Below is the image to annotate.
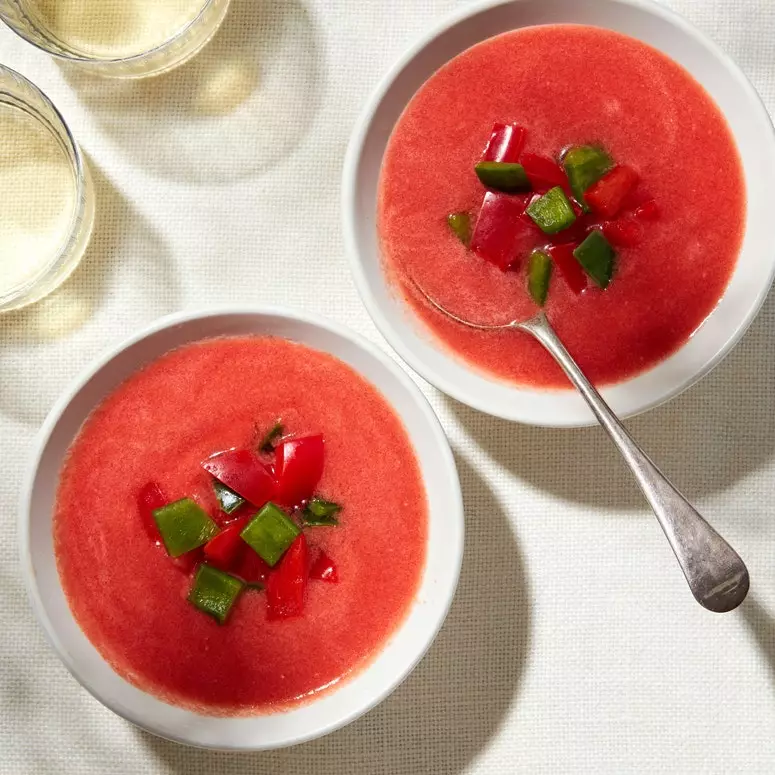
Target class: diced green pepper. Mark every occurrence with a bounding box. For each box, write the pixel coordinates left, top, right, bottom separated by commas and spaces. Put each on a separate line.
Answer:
212, 479, 245, 514
240, 502, 300, 566
188, 564, 244, 624
302, 498, 341, 527
153, 498, 219, 558
573, 230, 615, 289
474, 162, 531, 193
258, 420, 284, 454
528, 250, 553, 306
447, 212, 472, 246
562, 145, 613, 208
526, 187, 577, 234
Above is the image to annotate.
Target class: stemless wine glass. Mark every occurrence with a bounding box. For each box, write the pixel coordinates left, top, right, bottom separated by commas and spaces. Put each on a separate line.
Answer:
0, 65, 94, 313
0, 0, 232, 78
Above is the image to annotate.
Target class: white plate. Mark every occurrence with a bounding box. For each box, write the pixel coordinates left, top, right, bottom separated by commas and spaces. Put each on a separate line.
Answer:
20, 307, 464, 750
342, 0, 775, 427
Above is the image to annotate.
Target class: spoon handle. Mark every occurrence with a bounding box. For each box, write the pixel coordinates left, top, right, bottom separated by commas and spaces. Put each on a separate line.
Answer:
521, 312, 749, 613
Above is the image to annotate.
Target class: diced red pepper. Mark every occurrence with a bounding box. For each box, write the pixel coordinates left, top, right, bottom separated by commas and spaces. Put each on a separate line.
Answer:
521, 153, 572, 196
471, 192, 536, 271
585, 166, 639, 219
266, 534, 309, 619
232, 546, 271, 587
548, 243, 587, 294
203, 516, 250, 570
137, 481, 166, 546
201, 449, 275, 508
274, 435, 325, 507
602, 218, 644, 248
482, 123, 526, 163
170, 546, 203, 574
310, 551, 339, 583
634, 199, 660, 221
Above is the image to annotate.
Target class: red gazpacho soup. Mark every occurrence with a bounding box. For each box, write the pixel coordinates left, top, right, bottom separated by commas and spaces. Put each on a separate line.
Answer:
54, 336, 427, 714
378, 25, 746, 388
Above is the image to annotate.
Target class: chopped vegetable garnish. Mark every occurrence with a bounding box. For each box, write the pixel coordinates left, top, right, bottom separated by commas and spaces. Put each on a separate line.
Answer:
241, 502, 301, 567
201, 449, 275, 507
585, 165, 639, 218
634, 199, 659, 221
170, 547, 203, 574
310, 551, 339, 583
521, 153, 571, 195
562, 145, 613, 208
232, 546, 270, 588
447, 212, 472, 246
275, 435, 325, 507
526, 187, 577, 235
474, 161, 531, 193
573, 230, 616, 289
302, 498, 341, 527
266, 534, 309, 620
212, 479, 245, 514
258, 421, 284, 454
188, 564, 244, 624
548, 243, 587, 294
204, 516, 251, 569
602, 218, 644, 248
482, 122, 526, 163
470, 191, 534, 270
527, 250, 553, 306
152, 498, 219, 558
137, 481, 166, 546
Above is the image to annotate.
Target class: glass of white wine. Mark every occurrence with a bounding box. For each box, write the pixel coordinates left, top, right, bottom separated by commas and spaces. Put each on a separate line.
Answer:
0, 65, 94, 312
0, 0, 231, 78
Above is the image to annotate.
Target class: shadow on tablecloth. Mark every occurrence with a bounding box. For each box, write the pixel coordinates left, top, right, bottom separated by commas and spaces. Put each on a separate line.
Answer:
61, 0, 324, 185
139, 454, 531, 774
447, 291, 775, 513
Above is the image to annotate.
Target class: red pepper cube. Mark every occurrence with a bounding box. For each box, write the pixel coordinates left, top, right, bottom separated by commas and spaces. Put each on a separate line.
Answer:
547, 243, 587, 295
232, 546, 271, 588
137, 481, 166, 546
203, 516, 251, 570
482, 123, 526, 163
201, 449, 275, 508
266, 534, 309, 620
171, 546, 204, 575
471, 192, 535, 271
585, 166, 639, 219
310, 550, 339, 583
602, 218, 644, 248
274, 435, 325, 508
634, 199, 660, 221
521, 153, 572, 196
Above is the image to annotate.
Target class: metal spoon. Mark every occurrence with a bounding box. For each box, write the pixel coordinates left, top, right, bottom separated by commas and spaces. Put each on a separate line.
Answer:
415, 283, 749, 613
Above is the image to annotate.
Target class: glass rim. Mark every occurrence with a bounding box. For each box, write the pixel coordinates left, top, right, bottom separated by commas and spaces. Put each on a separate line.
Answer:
0, 0, 218, 66
0, 63, 92, 311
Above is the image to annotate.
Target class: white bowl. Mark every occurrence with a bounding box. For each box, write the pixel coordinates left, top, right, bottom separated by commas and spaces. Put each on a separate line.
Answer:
20, 308, 464, 750
342, 0, 775, 427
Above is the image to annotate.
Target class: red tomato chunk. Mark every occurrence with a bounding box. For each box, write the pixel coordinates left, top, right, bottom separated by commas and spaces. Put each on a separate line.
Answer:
267, 534, 309, 619
275, 435, 325, 507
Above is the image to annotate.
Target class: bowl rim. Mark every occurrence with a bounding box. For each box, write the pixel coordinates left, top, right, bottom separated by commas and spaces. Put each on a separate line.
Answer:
19, 305, 464, 750
341, 0, 775, 428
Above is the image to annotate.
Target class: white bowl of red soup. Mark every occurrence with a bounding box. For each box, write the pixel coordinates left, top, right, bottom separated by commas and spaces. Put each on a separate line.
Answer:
21, 309, 463, 749
343, 0, 775, 426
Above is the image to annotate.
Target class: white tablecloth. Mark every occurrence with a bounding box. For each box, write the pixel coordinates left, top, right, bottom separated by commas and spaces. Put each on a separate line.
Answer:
2, 1, 775, 772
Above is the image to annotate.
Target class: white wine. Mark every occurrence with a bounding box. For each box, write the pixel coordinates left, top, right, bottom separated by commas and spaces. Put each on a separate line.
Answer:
0, 103, 77, 299
29, 0, 208, 59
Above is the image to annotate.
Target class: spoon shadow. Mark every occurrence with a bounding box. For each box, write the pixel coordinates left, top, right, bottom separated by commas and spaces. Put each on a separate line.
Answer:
140, 454, 531, 774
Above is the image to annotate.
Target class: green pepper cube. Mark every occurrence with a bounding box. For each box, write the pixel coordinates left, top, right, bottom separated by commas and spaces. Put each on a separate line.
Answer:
447, 212, 472, 246
241, 502, 300, 566
528, 250, 553, 306
573, 230, 616, 289
188, 564, 244, 624
474, 161, 531, 193
153, 498, 219, 558
212, 479, 245, 514
562, 145, 613, 207
526, 187, 577, 235
303, 498, 342, 527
